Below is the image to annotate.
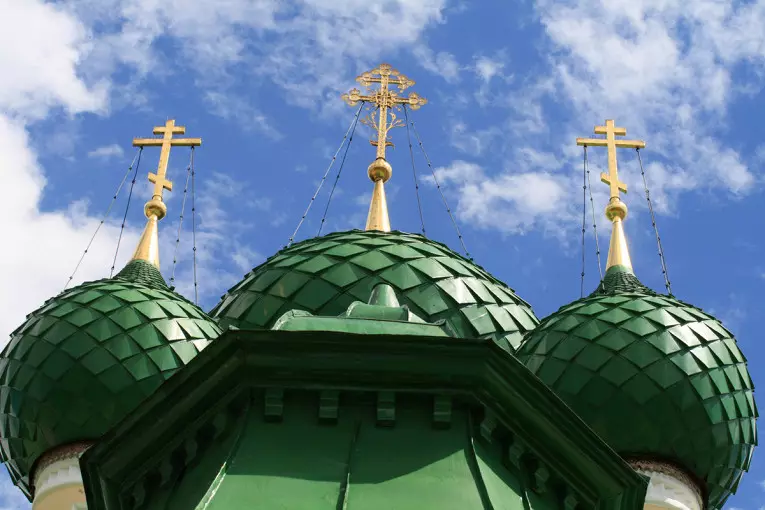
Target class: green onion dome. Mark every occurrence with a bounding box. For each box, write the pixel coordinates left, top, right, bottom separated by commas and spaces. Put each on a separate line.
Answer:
211, 230, 538, 351
0, 260, 221, 496
516, 265, 757, 508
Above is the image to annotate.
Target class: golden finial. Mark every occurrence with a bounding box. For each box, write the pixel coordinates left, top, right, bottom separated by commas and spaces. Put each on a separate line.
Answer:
342, 63, 427, 232
130, 120, 202, 268
576, 119, 646, 271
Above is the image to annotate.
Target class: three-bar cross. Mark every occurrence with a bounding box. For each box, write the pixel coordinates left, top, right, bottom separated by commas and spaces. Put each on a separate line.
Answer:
133, 119, 202, 202
576, 119, 645, 201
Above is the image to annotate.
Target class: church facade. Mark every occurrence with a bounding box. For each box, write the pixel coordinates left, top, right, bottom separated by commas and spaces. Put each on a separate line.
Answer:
0, 64, 756, 510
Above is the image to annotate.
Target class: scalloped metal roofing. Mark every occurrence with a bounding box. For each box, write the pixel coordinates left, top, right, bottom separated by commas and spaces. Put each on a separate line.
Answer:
210, 230, 539, 352
517, 266, 757, 509
0, 260, 222, 497
271, 283, 456, 337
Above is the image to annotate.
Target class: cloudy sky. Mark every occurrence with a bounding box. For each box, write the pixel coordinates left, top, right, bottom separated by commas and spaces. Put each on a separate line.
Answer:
2, 0, 765, 508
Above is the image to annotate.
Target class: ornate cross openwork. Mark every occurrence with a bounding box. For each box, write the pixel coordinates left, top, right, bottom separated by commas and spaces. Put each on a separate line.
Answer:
341, 63, 427, 160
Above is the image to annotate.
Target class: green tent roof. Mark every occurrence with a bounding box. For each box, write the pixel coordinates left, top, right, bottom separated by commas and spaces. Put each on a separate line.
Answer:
211, 230, 538, 352
0, 260, 222, 497
81, 327, 648, 510
516, 265, 757, 508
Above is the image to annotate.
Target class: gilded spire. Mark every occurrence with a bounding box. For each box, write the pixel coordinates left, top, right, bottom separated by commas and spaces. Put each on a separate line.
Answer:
130, 119, 202, 268
342, 63, 427, 232
576, 119, 646, 271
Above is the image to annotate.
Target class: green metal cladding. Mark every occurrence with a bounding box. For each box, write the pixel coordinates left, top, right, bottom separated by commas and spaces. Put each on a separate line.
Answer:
272, 283, 457, 338
211, 230, 539, 351
0, 260, 221, 495
517, 265, 757, 508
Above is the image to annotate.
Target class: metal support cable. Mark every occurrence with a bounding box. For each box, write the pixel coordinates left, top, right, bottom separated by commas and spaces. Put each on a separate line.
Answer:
191, 147, 199, 305
110, 149, 143, 277
64, 147, 142, 290
170, 154, 193, 287
636, 149, 672, 295
584, 147, 605, 286
287, 103, 365, 247
403, 105, 426, 236
316, 104, 363, 237
581, 147, 587, 298
409, 119, 471, 260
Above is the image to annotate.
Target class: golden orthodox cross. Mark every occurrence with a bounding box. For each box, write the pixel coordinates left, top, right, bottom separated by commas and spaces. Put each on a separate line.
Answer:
341, 63, 427, 160
133, 119, 202, 202
576, 119, 645, 201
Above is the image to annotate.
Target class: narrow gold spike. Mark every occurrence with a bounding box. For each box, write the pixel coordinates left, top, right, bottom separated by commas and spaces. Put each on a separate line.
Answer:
129, 120, 201, 268
131, 214, 161, 267
605, 202, 633, 271
576, 119, 645, 271
342, 64, 427, 232
366, 171, 391, 232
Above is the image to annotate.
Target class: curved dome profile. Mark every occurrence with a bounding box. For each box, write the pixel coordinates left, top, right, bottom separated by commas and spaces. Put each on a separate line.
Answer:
211, 230, 538, 351
0, 260, 221, 494
517, 265, 757, 507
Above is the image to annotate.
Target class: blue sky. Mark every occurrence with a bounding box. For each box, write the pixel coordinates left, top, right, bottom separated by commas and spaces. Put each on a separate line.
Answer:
2, 0, 764, 508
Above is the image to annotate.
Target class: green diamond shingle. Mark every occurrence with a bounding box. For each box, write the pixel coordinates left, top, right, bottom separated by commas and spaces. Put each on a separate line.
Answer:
0, 260, 221, 496
516, 266, 757, 509
210, 230, 539, 351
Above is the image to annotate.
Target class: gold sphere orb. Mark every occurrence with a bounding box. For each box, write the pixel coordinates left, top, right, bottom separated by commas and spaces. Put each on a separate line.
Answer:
367, 158, 392, 183
605, 199, 628, 221
144, 199, 167, 220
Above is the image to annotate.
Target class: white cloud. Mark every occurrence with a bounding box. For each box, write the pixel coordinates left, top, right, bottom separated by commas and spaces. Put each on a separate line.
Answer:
413, 46, 461, 82
536, 0, 763, 195
473, 55, 505, 84
61, 0, 447, 112
0, 115, 140, 345
428, 160, 576, 236
231, 245, 263, 274
87, 143, 124, 159
437, 0, 765, 243
0, 0, 107, 118
707, 293, 747, 334
204, 92, 282, 140
0, 0, 141, 346
469, 51, 511, 107
449, 121, 501, 156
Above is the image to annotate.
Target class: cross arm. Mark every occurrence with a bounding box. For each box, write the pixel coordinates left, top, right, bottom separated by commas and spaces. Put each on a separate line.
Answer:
600, 173, 627, 192
576, 137, 646, 149
168, 138, 202, 147
358, 74, 413, 90
154, 126, 185, 135
149, 172, 173, 191
133, 138, 164, 147
595, 125, 626, 136
358, 76, 383, 85
133, 137, 202, 147
341, 89, 376, 106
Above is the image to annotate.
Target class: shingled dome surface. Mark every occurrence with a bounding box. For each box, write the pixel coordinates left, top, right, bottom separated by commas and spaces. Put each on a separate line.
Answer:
0, 260, 221, 496
516, 265, 757, 508
211, 230, 538, 351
